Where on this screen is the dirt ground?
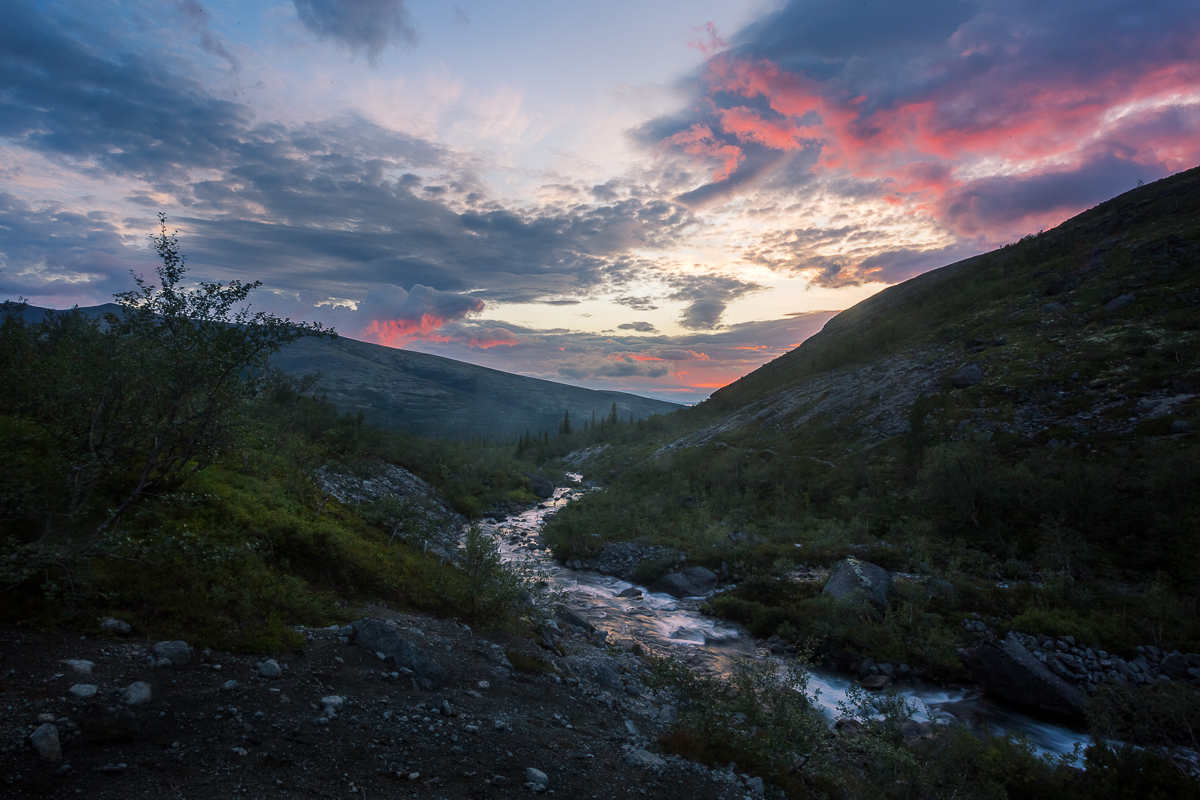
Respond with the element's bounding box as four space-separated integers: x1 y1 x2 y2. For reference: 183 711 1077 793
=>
0 607 763 800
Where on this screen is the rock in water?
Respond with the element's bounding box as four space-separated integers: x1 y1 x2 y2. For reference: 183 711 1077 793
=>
950 363 983 389
681 566 718 593
522 473 555 499
617 587 643 598
960 632 1087 720
861 674 892 690
350 619 448 688
30 724 61 761
822 558 892 614
152 641 191 666
649 572 703 599
122 681 153 706
554 605 595 633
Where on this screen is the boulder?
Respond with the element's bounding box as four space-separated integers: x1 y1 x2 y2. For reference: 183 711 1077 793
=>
525 767 550 791
152 641 191 666
960 632 1087 720
649 572 703 599
69 684 98 699
29 724 61 761
522 473 555 499
1105 293 1136 312
681 566 719 594
555 605 596 633
822 559 892 614
1159 653 1191 681
350 619 448 688
256 659 282 679
122 681 153 706
950 363 983 389
861 674 892 691
98 617 131 635
617 587 643 598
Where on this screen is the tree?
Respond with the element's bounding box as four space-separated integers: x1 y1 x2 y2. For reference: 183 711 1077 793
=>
609 402 618 425
559 409 572 436
0 214 333 554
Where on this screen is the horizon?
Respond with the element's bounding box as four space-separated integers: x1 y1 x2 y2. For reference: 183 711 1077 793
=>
2 0 1198 403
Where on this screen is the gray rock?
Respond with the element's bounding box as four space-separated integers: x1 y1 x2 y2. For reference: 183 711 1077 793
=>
525 767 550 790
861 674 892 690
152 641 191 666
321 695 345 711
658 705 677 724
29 723 61 761
960 632 1087 720
746 776 765 797
522 473 555 499
69 684 98 699
950 363 984 389
221 680 239 691
98 617 132 635
623 748 666 768
649 572 703 599
681 566 719 593
1105 293 1136 312
624 719 640 736
1172 419 1194 434
256 659 282 679
822 558 892 614
617 587 643 598
555 605 596 633
349 619 448 688
122 681 152 706
1159 653 1191 681
60 659 94 674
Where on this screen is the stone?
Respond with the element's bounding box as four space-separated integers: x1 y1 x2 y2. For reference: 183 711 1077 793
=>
1172 419 1194 434
649 572 703 599
1105 293 1136 312
349 619 448 688
623 748 666 768
617 587 643 598
681 566 719 593
746 776 765 797
960 632 1087 720
822 558 892 614
525 767 549 790
98 617 131 635
555 605 596 633
257 659 282 679
30 724 62 761
69 684 98 699
61 659 95 674
122 681 152 706
152 641 191 666
221 680 239 691
321 695 345 711
522 473 555 499
861 674 892 690
658 705 678 724
1159 653 1191 681
950 363 984 389
624 719 640 736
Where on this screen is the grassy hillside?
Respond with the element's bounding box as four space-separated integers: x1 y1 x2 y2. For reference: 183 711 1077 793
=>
545 166 1200 687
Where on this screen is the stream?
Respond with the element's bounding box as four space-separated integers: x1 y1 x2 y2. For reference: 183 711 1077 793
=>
482 476 1089 760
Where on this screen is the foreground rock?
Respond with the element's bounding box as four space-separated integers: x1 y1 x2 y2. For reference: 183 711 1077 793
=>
29 724 61 761
349 618 449 688
960 632 1088 720
522 473 555 499
822 558 892 614
649 572 704 599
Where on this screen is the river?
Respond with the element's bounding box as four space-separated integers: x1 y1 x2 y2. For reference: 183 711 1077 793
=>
483 477 1089 760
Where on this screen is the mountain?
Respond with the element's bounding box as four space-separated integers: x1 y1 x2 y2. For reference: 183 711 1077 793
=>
4 302 681 440
269 335 680 440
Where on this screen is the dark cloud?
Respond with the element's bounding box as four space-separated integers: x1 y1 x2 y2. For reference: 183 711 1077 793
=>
618 321 657 332
178 0 240 72
613 296 660 311
293 0 417 66
667 275 763 330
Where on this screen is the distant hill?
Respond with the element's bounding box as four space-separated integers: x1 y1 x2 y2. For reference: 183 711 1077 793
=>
5 303 681 440
269 335 680 440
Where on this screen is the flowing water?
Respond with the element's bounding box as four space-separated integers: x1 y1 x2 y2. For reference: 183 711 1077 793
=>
483 477 1089 759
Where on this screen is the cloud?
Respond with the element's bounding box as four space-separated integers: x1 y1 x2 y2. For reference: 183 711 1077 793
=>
654 0 1200 242
618 321 657 332
178 0 240 72
667 275 763 329
357 283 485 346
293 0 418 65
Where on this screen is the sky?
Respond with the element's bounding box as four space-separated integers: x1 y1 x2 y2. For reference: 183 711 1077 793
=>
2 0 1198 403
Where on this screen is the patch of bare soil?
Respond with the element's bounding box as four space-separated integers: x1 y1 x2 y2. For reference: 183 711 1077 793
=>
0 608 761 800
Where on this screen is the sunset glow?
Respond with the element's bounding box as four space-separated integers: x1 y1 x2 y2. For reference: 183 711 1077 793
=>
2 0 1197 402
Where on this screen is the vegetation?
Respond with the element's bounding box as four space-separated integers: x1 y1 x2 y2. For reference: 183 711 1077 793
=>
0 219 541 649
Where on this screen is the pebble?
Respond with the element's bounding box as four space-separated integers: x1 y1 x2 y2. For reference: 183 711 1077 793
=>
122 681 152 706
69 684 98 699
257 659 282 679
321 695 345 711
30 724 62 761
221 680 239 691
60 659 95 674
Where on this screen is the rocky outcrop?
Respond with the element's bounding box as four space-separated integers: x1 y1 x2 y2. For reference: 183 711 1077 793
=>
350 618 449 688
522 473 555 499
822 559 891 614
960 632 1088 720
566 541 684 582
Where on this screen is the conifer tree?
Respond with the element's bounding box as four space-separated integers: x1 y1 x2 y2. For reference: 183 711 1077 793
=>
609 402 618 425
